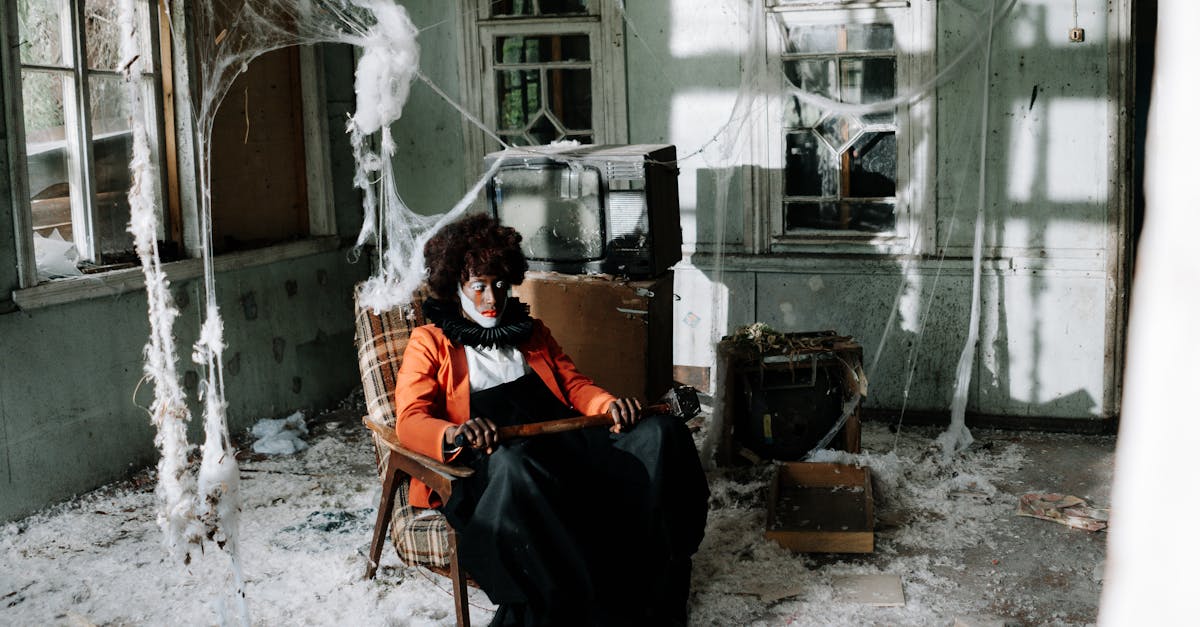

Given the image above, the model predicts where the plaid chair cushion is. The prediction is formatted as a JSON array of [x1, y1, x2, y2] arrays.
[[354, 287, 454, 568], [390, 503, 453, 568], [354, 294, 421, 430]]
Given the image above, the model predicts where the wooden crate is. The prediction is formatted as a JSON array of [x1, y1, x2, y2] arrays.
[[715, 330, 864, 464], [766, 462, 874, 553]]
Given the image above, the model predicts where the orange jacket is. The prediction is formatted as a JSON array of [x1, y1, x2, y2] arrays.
[[394, 319, 617, 508]]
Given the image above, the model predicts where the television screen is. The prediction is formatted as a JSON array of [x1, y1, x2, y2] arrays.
[[493, 164, 604, 263]]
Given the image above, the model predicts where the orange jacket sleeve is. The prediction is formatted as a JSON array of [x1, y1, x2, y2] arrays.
[[394, 326, 456, 462]]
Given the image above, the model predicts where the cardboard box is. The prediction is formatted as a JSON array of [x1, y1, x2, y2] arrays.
[[766, 462, 875, 553], [514, 271, 674, 402]]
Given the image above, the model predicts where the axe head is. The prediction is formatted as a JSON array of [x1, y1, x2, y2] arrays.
[[660, 386, 701, 420]]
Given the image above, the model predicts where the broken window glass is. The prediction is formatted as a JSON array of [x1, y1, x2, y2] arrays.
[[494, 34, 593, 145], [781, 22, 897, 234], [18, 0, 165, 269], [847, 132, 896, 198]]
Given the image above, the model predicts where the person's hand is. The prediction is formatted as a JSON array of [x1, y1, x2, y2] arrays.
[[447, 417, 499, 454], [608, 397, 643, 433]]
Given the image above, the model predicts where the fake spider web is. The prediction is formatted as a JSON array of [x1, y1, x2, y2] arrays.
[[117, 0, 1021, 622]]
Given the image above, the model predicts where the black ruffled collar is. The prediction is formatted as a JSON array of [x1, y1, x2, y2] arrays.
[[422, 296, 534, 348]]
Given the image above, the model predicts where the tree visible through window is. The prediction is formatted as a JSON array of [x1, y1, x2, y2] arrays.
[[494, 34, 593, 146], [782, 23, 898, 233]]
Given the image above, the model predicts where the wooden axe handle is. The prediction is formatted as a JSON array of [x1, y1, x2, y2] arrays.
[[454, 401, 673, 448]]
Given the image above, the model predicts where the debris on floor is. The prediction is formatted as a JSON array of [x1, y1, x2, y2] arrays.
[[250, 411, 309, 455], [0, 406, 1115, 625], [1016, 493, 1109, 532]]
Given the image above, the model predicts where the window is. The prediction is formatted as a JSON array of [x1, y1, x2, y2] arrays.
[[782, 23, 898, 233], [761, 1, 934, 253], [17, 0, 168, 268], [459, 0, 628, 169]]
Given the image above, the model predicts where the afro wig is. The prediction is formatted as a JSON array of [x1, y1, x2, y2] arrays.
[[423, 213, 528, 300]]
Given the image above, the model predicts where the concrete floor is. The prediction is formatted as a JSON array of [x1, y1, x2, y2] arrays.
[[809, 425, 1115, 625], [0, 402, 1117, 626], [946, 429, 1113, 624]]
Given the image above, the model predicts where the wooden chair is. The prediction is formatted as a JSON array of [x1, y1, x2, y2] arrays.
[[353, 288, 476, 627]]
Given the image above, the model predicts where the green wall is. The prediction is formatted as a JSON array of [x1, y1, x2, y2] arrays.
[[0, 44, 369, 522]]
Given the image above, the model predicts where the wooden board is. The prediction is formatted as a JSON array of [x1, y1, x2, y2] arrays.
[[766, 462, 874, 553], [833, 574, 904, 606]]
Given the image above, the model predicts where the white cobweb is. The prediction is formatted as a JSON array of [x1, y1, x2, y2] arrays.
[[118, 0, 1028, 621], [120, 1, 466, 623]]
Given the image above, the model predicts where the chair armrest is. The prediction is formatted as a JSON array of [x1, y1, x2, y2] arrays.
[[363, 417, 475, 487]]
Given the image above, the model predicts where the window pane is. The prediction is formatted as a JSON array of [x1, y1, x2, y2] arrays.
[[841, 57, 896, 104], [846, 201, 896, 232], [493, 0, 590, 16], [504, 132, 534, 147], [784, 201, 838, 230], [497, 70, 542, 130], [539, 0, 590, 15], [783, 59, 833, 127], [785, 25, 839, 54], [785, 201, 894, 232], [787, 24, 894, 54], [783, 59, 834, 97], [547, 68, 591, 130], [785, 131, 836, 197], [23, 70, 80, 245], [814, 113, 862, 153], [18, 0, 67, 66], [85, 0, 152, 70], [496, 35, 590, 64], [847, 132, 896, 198], [844, 24, 894, 53], [492, 0, 536, 16], [526, 113, 562, 144], [89, 73, 143, 255]]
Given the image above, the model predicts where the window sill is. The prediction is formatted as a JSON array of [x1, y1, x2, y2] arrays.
[[11, 236, 342, 311]]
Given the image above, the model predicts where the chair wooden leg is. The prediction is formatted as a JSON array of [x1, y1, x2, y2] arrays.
[[366, 452, 400, 579], [448, 530, 470, 627]]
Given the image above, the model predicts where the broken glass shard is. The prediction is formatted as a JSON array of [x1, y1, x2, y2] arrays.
[[847, 132, 897, 198]]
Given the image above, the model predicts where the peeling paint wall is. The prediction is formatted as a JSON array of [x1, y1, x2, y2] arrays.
[[623, 0, 1122, 421], [0, 45, 369, 522], [390, 0, 1125, 422]]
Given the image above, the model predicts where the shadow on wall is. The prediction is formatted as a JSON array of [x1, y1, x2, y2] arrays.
[[672, 0, 1122, 421]]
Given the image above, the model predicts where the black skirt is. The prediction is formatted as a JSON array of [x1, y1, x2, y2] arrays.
[[439, 372, 709, 626]]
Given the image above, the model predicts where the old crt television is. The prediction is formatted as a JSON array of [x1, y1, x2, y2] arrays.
[[484, 144, 681, 277]]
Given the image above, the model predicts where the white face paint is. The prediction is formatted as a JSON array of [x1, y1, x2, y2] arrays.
[[459, 275, 508, 328]]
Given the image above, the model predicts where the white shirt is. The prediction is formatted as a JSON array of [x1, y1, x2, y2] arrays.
[[465, 343, 530, 392]]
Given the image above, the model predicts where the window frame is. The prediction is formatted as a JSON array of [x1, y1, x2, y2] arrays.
[[14, 0, 170, 268], [457, 0, 628, 182], [756, 0, 935, 256], [3, 0, 337, 295]]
